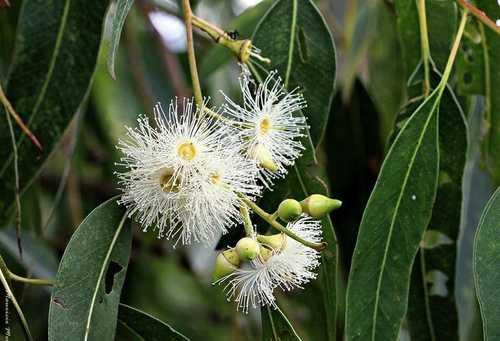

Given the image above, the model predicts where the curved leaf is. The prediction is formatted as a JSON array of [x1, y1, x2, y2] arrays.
[[117, 303, 189, 341], [473, 187, 500, 340], [0, 0, 108, 222], [345, 87, 441, 340], [261, 306, 302, 341], [107, 0, 134, 79], [48, 197, 132, 341], [252, 0, 338, 338]]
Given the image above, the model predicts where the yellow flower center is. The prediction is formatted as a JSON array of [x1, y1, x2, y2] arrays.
[[259, 117, 271, 135], [159, 170, 181, 193], [209, 171, 222, 184], [177, 142, 197, 161]]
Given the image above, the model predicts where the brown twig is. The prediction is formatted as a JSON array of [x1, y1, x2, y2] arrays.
[[456, 0, 500, 35], [0, 84, 43, 151]]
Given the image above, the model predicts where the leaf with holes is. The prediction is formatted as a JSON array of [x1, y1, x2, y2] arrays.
[[474, 187, 500, 340], [0, 0, 108, 224], [345, 85, 440, 340], [261, 306, 302, 341], [251, 0, 338, 338], [394, 0, 456, 75], [48, 197, 132, 341], [117, 304, 189, 341], [107, 0, 134, 79]]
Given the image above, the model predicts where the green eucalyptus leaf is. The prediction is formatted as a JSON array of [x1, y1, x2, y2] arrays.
[[117, 303, 189, 341], [251, 0, 338, 338], [0, 0, 108, 223], [476, 0, 500, 184], [406, 82, 467, 341], [394, 0, 456, 76], [473, 187, 500, 340], [251, 0, 336, 146], [107, 0, 134, 79], [345, 86, 441, 340], [261, 306, 302, 341], [48, 197, 132, 341]]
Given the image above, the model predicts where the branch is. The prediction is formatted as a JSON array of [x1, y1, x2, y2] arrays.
[[456, 0, 500, 35]]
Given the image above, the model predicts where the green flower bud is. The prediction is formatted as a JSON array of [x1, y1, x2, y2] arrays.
[[212, 251, 239, 281], [277, 199, 302, 222], [257, 233, 286, 251], [235, 237, 260, 261], [301, 194, 342, 218]]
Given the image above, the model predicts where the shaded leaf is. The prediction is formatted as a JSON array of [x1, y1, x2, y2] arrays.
[[107, 0, 134, 79], [252, 0, 336, 146], [406, 82, 467, 341], [251, 0, 338, 338], [117, 303, 189, 341], [476, 0, 500, 184], [0, 0, 108, 223], [473, 187, 500, 340], [345, 86, 441, 340], [48, 197, 132, 341], [394, 0, 456, 76], [261, 306, 302, 341]]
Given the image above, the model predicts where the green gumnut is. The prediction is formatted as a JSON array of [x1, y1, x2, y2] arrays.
[[277, 199, 302, 222], [235, 237, 260, 261], [212, 249, 241, 282], [301, 194, 342, 218]]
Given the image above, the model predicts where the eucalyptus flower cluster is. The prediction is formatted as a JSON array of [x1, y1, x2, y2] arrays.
[[115, 70, 342, 312]]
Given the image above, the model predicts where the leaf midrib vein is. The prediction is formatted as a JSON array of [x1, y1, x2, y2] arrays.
[[84, 212, 127, 340], [370, 99, 438, 341]]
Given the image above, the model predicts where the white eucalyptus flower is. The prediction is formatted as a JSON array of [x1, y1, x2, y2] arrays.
[[217, 215, 322, 313], [221, 69, 308, 186], [174, 144, 262, 244], [116, 99, 256, 245]]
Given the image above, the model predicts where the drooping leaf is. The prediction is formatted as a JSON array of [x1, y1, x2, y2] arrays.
[[251, 0, 338, 338], [0, 0, 108, 223], [345, 86, 441, 340], [107, 0, 134, 79], [48, 197, 132, 341], [252, 0, 336, 146], [405, 82, 467, 341], [117, 303, 189, 341], [261, 306, 302, 341], [473, 187, 500, 340]]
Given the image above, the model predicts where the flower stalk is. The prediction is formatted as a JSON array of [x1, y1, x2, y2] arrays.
[[238, 194, 327, 251], [416, 0, 431, 96], [182, 0, 203, 106]]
